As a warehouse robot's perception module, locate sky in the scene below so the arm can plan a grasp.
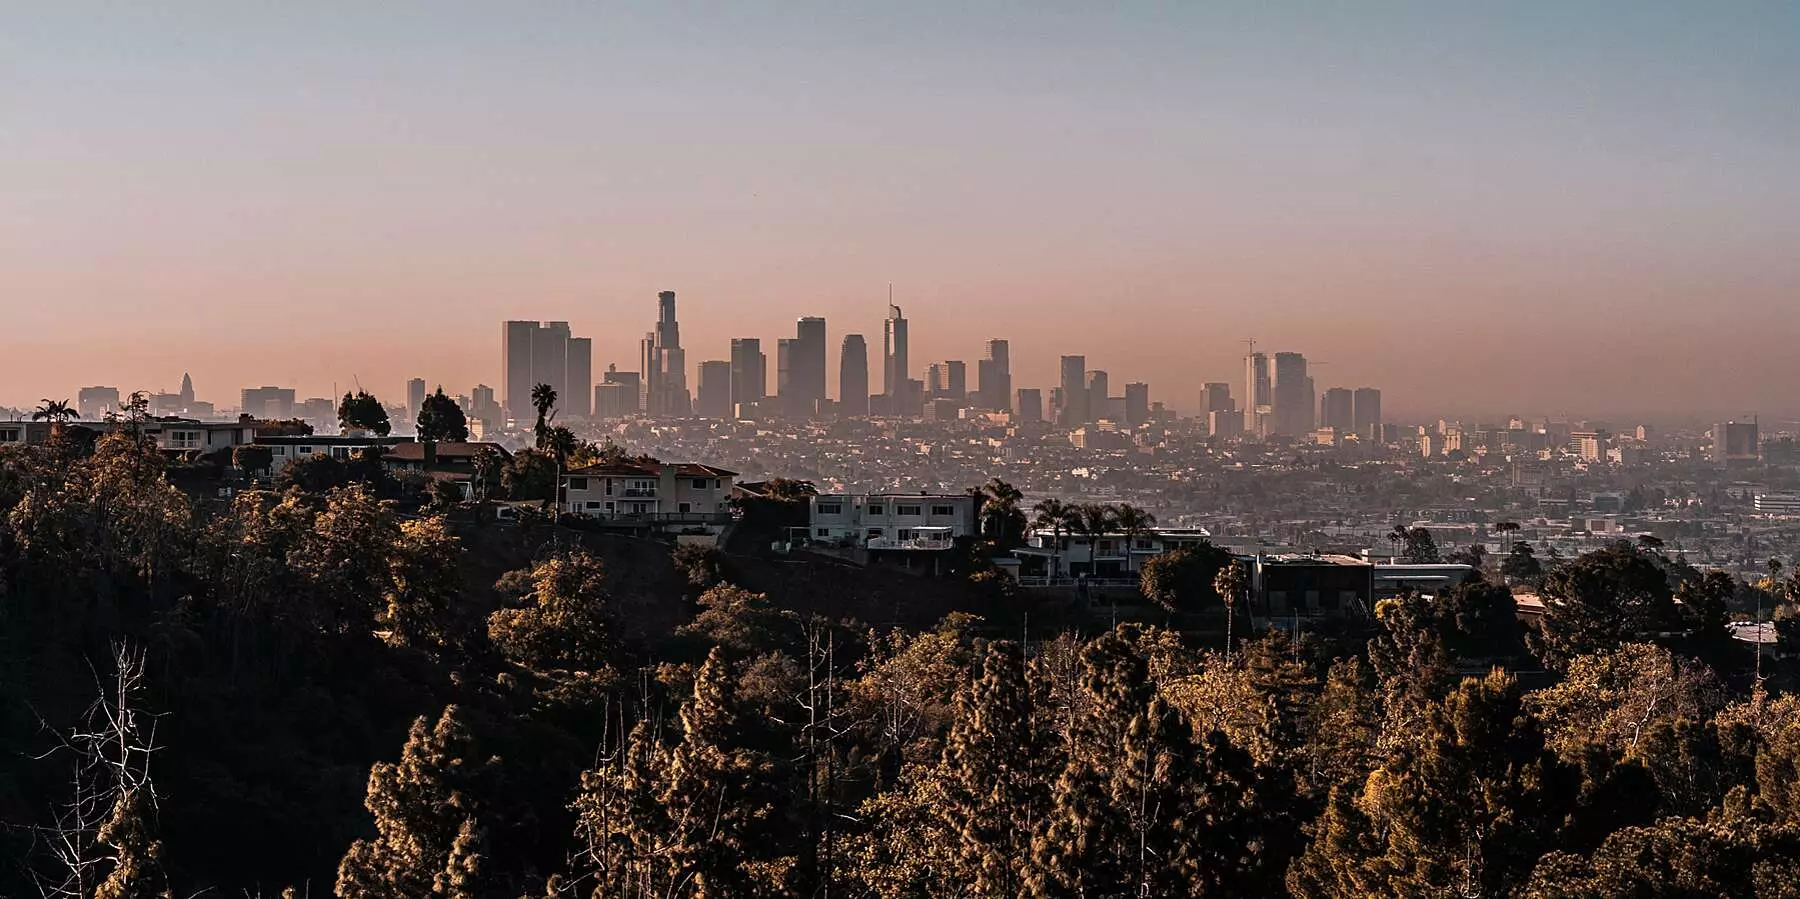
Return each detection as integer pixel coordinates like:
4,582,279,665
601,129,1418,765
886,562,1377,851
3,3,1797,421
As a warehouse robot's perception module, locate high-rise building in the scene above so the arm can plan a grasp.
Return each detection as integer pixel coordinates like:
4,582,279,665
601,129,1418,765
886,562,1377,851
1712,420,1760,466
471,384,499,427
776,339,795,415
1209,409,1245,439
78,386,121,420
1124,382,1149,426
1201,382,1233,414
502,320,537,423
927,361,967,401
533,321,572,415
1321,387,1354,433
566,337,593,418
730,338,766,415
838,335,869,417
1272,352,1312,437
596,366,641,420
882,304,909,399
977,339,1012,410
593,383,633,420
794,316,827,418
1058,356,1088,427
1085,370,1110,422
178,373,195,409
640,291,689,416
878,303,912,416
774,317,827,419
1352,388,1382,441
696,360,732,419
241,386,296,420
406,378,427,416
1016,388,1044,423
1244,352,1272,436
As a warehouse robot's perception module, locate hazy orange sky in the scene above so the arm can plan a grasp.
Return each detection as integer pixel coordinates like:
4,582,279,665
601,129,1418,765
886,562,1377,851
3,4,1796,420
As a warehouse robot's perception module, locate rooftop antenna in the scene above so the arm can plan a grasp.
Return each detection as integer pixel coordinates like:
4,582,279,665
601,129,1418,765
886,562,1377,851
1243,338,1257,355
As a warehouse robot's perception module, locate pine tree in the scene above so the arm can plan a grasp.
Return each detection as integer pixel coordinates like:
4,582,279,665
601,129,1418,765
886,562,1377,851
337,705,498,899
941,641,1047,897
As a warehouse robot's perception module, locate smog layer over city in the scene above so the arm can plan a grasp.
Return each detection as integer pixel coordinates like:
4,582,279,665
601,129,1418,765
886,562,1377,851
3,5,1799,898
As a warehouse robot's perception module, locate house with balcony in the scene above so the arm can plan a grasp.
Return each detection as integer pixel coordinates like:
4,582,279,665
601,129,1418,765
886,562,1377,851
258,435,413,473
809,493,980,548
806,492,981,572
560,462,737,526
1012,526,1216,582
0,418,256,456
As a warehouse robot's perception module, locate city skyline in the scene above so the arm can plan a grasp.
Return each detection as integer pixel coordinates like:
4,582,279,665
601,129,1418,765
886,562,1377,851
5,5,1798,418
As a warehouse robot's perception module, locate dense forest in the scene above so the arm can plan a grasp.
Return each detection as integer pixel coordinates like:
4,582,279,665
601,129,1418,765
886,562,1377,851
4,426,1800,898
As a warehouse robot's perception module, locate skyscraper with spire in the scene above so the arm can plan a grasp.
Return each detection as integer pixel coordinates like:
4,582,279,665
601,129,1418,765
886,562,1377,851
640,290,689,416
882,303,908,400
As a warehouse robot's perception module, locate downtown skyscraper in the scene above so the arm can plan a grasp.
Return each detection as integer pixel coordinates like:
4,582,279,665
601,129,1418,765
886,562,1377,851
881,303,913,414
839,334,869,417
779,316,827,418
729,338,766,416
503,320,594,424
1058,355,1088,427
1244,351,1272,437
1272,351,1313,437
977,339,1011,411
640,291,689,416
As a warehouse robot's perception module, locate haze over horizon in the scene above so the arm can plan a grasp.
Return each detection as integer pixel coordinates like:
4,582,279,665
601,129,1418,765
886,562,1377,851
4,4,1796,420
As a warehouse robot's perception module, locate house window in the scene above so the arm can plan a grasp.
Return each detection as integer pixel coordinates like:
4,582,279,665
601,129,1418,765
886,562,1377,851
693,478,708,489
931,504,955,516
817,528,831,538
678,503,691,513
568,477,589,491
605,480,613,495
866,504,884,515
585,501,603,510
817,503,843,515
896,505,922,516
0,428,20,442
866,528,884,538
298,446,312,454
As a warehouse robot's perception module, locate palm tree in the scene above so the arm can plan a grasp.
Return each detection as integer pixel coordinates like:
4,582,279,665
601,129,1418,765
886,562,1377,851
980,478,1026,549
544,425,577,511
1387,523,1409,562
471,447,501,502
1031,498,1076,580
530,383,558,448
1111,503,1158,574
32,398,75,438
1214,560,1247,665
1071,503,1119,579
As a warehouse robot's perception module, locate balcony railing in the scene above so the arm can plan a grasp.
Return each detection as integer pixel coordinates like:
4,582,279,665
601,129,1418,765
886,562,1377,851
865,537,954,551
622,487,658,497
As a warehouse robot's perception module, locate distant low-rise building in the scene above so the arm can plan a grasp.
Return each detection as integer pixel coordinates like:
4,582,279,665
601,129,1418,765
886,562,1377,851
1755,492,1800,515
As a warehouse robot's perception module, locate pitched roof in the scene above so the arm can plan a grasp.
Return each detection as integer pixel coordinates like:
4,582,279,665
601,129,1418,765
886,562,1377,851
565,462,660,477
673,463,738,477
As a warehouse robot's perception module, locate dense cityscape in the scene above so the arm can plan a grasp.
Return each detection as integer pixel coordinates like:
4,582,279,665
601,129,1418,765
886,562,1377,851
9,5,1800,898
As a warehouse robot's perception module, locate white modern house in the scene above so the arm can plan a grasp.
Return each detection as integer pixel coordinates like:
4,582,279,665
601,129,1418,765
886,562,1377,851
808,493,981,551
